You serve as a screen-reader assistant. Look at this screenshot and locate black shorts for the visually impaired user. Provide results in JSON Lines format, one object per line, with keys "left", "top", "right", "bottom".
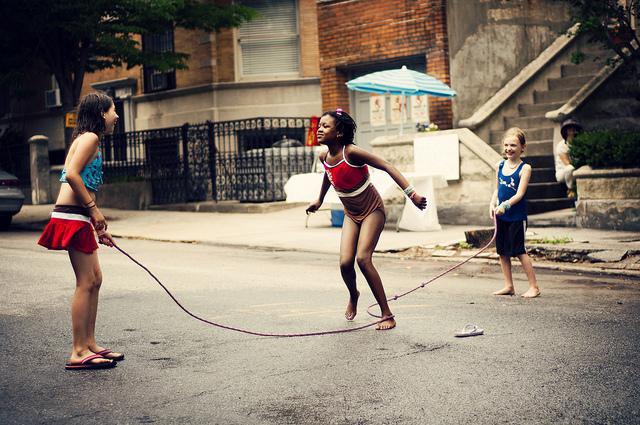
{"left": 496, "top": 219, "right": 527, "bottom": 257}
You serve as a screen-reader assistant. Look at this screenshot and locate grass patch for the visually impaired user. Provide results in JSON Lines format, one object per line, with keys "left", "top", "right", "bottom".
{"left": 527, "top": 236, "right": 573, "bottom": 245}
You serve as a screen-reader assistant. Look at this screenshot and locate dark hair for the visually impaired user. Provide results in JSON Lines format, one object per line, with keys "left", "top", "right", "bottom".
{"left": 72, "top": 92, "right": 114, "bottom": 141}
{"left": 322, "top": 110, "right": 357, "bottom": 145}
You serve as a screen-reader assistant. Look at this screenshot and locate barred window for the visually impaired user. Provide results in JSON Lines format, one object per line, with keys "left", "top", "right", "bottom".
{"left": 142, "top": 30, "right": 177, "bottom": 93}
{"left": 238, "top": 0, "right": 300, "bottom": 78}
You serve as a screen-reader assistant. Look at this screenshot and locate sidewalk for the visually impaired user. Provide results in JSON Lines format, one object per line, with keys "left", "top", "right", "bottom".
{"left": 12, "top": 203, "right": 640, "bottom": 277}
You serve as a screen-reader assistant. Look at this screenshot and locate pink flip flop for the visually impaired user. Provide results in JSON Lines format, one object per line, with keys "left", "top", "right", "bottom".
{"left": 94, "top": 349, "right": 125, "bottom": 361}
{"left": 65, "top": 353, "right": 116, "bottom": 370}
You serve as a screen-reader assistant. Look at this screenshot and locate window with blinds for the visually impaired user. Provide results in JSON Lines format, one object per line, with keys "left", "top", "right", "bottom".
{"left": 238, "top": 0, "right": 300, "bottom": 77}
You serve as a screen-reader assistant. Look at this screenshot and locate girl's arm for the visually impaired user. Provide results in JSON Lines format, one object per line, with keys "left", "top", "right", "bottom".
{"left": 306, "top": 153, "right": 331, "bottom": 214}
{"left": 65, "top": 133, "right": 107, "bottom": 230}
{"left": 347, "top": 145, "right": 427, "bottom": 209}
{"left": 489, "top": 161, "right": 500, "bottom": 218}
{"left": 559, "top": 151, "right": 571, "bottom": 166}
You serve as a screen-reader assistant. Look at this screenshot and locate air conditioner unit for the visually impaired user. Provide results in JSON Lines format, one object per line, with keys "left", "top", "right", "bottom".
{"left": 45, "top": 89, "right": 61, "bottom": 108}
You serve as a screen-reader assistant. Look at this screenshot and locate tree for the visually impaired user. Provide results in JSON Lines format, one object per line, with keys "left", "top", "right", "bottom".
{"left": 0, "top": 0, "right": 256, "bottom": 111}
{"left": 562, "top": 0, "right": 639, "bottom": 65}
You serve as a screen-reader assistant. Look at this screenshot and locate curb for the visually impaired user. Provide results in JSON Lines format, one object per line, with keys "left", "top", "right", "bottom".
{"left": 107, "top": 233, "right": 640, "bottom": 279}
{"left": 12, "top": 221, "right": 640, "bottom": 279}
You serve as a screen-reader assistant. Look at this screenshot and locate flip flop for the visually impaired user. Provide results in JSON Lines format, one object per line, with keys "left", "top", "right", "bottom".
{"left": 65, "top": 353, "right": 116, "bottom": 370}
{"left": 94, "top": 349, "right": 125, "bottom": 361}
{"left": 454, "top": 323, "right": 484, "bottom": 338}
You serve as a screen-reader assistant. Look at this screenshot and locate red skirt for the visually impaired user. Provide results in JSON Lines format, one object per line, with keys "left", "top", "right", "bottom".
{"left": 38, "top": 205, "right": 98, "bottom": 254}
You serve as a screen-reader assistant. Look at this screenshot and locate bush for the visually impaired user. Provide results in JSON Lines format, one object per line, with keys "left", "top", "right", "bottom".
{"left": 570, "top": 129, "right": 640, "bottom": 168}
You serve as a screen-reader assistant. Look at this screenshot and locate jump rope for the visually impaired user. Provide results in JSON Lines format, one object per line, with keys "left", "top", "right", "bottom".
{"left": 112, "top": 219, "right": 497, "bottom": 338}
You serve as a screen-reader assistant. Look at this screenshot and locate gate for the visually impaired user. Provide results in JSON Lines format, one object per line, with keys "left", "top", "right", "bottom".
{"left": 211, "top": 118, "right": 313, "bottom": 202}
{"left": 102, "top": 118, "right": 314, "bottom": 205}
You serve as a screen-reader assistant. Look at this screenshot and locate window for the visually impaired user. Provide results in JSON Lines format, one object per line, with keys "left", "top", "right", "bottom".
{"left": 237, "top": 0, "right": 300, "bottom": 78}
{"left": 142, "top": 30, "right": 177, "bottom": 93}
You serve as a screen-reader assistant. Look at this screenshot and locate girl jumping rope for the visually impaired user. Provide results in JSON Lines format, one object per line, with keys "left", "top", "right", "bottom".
{"left": 38, "top": 92, "right": 122, "bottom": 370}
{"left": 306, "top": 109, "right": 427, "bottom": 330}
{"left": 490, "top": 127, "right": 540, "bottom": 298}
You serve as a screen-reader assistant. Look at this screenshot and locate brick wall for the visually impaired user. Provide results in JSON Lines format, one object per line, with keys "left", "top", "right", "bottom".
{"left": 175, "top": 28, "right": 215, "bottom": 88}
{"left": 299, "top": 0, "right": 320, "bottom": 77}
{"left": 317, "top": 0, "right": 452, "bottom": 128}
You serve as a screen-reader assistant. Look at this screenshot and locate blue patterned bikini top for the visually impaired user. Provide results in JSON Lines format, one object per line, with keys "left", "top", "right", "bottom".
{"left": 60, "top": 150, "right": 103, "bottom": 192}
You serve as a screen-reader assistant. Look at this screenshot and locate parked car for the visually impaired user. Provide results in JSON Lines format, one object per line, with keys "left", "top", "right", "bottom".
{"left": 0, "top": 168, "right": 25, "bottom": 230}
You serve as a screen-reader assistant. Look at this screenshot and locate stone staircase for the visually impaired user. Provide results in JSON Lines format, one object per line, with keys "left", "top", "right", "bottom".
{"left": 487, "top": 50, "right": 607, "bottom": 215}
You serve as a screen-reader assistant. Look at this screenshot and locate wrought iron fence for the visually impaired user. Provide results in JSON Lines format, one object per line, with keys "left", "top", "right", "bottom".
{"left": 102, "top": 117, "right": 314, "bottom": 204}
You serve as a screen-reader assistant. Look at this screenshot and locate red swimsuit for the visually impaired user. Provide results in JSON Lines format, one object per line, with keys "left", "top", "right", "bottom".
{"left": 322, "top": 146, "right": 385, "bottom": 224}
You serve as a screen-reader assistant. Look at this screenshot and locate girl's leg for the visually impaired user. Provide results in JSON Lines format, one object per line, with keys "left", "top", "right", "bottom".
{"left": 68, "top": 248, "right": 111, "bottom": 365}
{"left": 493, "top": 255, "right": 515, "bottom": 295}
{"left": 517, "top": 254, "right": 540, "bottom": 298}
{"left": 355, "top": 210, "right": 395, "bottom": 330}
{"left": 339, "top": 215, "right": 361, "bottom": 320}
{"left": 86, "top": 259, "right": 102, "bottom": 350}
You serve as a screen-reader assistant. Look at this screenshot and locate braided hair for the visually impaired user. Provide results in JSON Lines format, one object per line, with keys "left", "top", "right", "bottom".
{"left": 322, "top": 109, "right": 357, "bottom": 145}
{"left": 72, "top": 92, "right": 114, "bottom": 141}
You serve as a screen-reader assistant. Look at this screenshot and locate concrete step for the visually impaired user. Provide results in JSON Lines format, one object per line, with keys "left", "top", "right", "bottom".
{"left": 527, "top": 182, "right": 567, "bottom": 199}
{"left": 561, "top": 62, "right": 601, "bottom": 77}
{"left": 527, "top": 198, "right": 575, "bottom": 215}
{"left": 548, "top": 74, "right": 593, "bottom": 91}
{"left": 528, "top": 208, "right": 576, "bottom": 227}
{"left": 526, "top": 140, "right": 554, "bottom": 156}
{"left": 490, "top": 127, "right": 553, "bottom": 144}
{"left": 518, "top": 102, "right": 564, "bottom": 116}
{"left": 505, "top": 115, "right": 547, "bottom": 129}
{"left": 529, "top": 167, "right": 556, "bottom": 183}
{"left": 533, "top": 88, "right": 577, "bottom": 103}
{"left": 525, "top": 155, "right": 554, "bottom": 168}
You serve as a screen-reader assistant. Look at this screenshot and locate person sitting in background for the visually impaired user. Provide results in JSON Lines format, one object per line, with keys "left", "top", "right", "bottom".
{"left": 554, "top": 118, "right": 582, "bottom": 199}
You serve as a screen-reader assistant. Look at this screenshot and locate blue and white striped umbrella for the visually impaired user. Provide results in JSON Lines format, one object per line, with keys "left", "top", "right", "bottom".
{"left": 346, "top": 65, "right": 456, "bottom": 98}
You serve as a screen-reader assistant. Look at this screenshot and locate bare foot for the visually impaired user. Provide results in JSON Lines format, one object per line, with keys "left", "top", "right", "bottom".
{"left": 521, "top": 288, "right": 540, "bottom": 298}
{"left": 376, "top": 316, "right": 396, "bottom": 330}
{"left": 493, "top": 287, "right": 515, "bottom": 296}
{"left": 345, "top": 290, "right": 360, "bottom": 321}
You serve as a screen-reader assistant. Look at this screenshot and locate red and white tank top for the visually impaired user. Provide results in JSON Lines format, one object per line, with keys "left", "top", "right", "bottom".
{"left": 322, "top": 146, "right": 370, "bottom": 196}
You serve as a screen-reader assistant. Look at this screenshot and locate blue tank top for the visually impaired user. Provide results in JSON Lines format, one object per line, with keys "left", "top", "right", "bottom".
{"left": 497, "top": 160, "right": 527, "bottom": 222}
{"left": 60, "top": 149, "right": 103, "bottom": 192}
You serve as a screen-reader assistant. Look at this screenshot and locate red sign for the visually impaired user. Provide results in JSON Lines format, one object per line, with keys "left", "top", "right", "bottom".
{"left": 306, "top": 116, "right": 319, "bottom": 146}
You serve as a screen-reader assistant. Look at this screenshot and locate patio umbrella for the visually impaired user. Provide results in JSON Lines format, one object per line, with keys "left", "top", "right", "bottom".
{"left": 346, "top": 65, "right": 456, "bottom": 134}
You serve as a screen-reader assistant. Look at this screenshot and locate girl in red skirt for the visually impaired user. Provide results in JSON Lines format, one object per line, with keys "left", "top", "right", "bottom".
{"left": 306, "top": 110, "right": 427, "bottom": 330}
{"left": 38, "top": 92, "right": 121, "bottom": 370}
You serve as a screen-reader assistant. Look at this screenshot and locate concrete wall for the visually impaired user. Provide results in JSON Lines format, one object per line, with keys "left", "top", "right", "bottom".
{"left": 371, "top": 129, "right": 501, "bottom": 226}
{"left": 133, "top": 78, "right": 321, "bottom": 129}
{"left": 447, "top": 0, "right": 571, "bottom": 123}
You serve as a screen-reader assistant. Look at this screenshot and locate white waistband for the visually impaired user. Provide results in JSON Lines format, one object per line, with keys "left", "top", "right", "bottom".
{"left": 335, "top": 178, "right": 371, "bottom": 198}
{"left": 51, "top": 211, "right": 92, "bottom": 223}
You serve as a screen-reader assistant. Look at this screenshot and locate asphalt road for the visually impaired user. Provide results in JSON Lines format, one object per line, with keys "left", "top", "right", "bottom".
{"left": 1, "top": 230, "right": 639, "bottom": 424}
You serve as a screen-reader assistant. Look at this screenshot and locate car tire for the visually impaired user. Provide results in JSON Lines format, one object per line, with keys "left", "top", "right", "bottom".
{"left": 0, "top": 214, "right": 12, "bottom": 231}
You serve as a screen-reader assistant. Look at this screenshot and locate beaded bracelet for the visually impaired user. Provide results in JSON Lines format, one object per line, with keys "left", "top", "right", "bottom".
{"left": 402, "top": 184, "right": 415, "bottom": 196}
{"left": 500, "top": 201, "right": 511, "bottom": 210}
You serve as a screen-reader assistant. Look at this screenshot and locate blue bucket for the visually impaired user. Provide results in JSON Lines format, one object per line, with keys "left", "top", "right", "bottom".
{"left": 330, "top": 209, "right": 345, "bottom": 227}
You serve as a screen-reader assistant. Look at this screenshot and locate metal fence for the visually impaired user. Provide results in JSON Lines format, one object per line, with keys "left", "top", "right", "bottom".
{"left": 102, "top": 118, "right": 315, "bottom": 204}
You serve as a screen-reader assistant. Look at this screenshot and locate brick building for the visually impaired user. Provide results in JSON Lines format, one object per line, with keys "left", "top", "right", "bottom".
{"left": 2, "top": 0, "right": 322, "bottom": 158}
{"left": 317, "top": 0, "right": 452, "bottom": 147}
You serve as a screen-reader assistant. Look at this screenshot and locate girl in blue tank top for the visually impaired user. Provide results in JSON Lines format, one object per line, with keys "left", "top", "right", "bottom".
{"left": 38, "top": 92, "right": 124, "bottom": 370}
{"left": 489, "top": 127, "right": 540, "bottom": 298}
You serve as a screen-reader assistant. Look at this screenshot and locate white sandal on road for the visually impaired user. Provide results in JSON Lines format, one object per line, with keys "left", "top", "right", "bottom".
{"left": 454, "top": 323, "right": 484, "bottom": 338}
